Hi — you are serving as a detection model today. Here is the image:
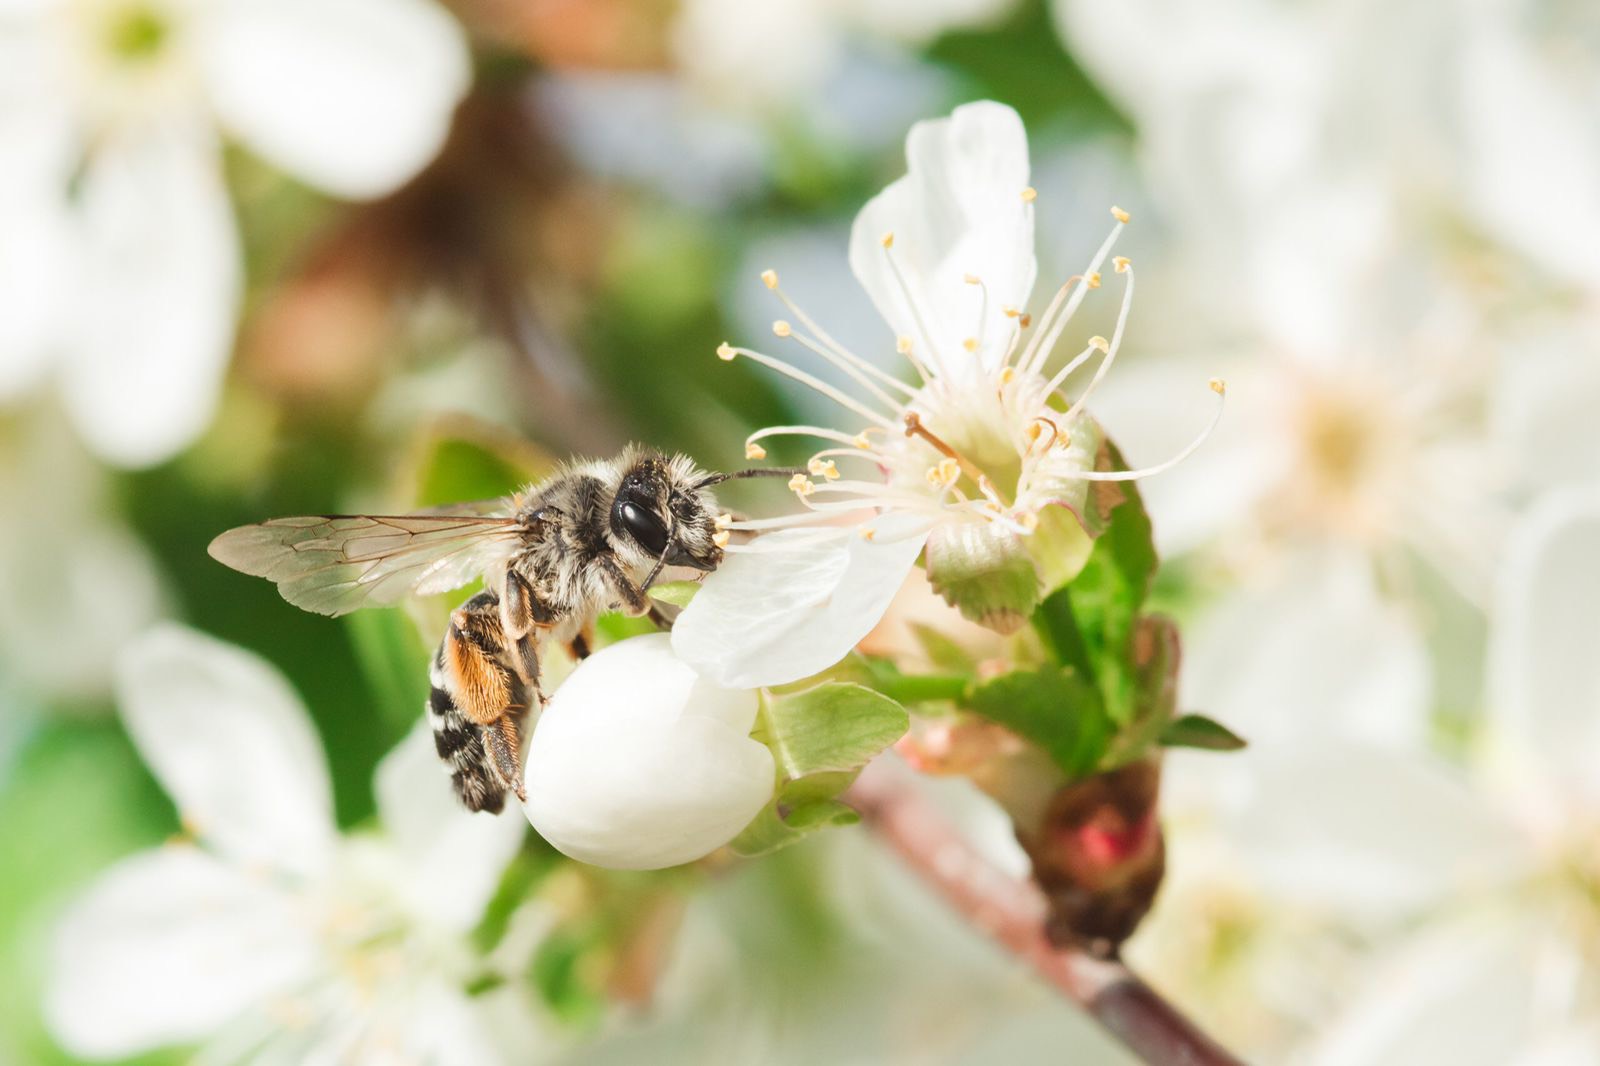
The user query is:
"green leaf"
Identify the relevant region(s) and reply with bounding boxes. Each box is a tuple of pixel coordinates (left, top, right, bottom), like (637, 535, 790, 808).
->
(1032, 585, 1098, 684)
(965, 665, 1112, 778)
(408, 417, 553, 509)
(924, 521, 1040, 634)
(343, 607, 432, 741)
(909, 623, 977, 674)
(731, 685, 908, 858)
(1162, 714, 1248, 752)
(755, 683, 909, 779)
(646, 580, 700, 608)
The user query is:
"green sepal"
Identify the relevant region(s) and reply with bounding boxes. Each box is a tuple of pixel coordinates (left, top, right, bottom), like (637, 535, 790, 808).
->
(1055, 439, 1158, 722)
(731, 684, 908, 857)
(1161, 714, 1248, 752)
(964, 665, 1112, 779)
(1103, 615, 1182, 767)
(924, 522, 1041, 634)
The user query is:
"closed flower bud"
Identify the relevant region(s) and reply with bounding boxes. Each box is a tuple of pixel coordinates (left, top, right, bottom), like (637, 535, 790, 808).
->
(521, 635, 775, 870)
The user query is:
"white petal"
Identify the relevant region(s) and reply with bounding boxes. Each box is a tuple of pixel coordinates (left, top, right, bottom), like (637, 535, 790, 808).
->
(1309, 916, 1552, 1066)
(1182, 551, 1432, 748)
(1460, 22, 1600, 289)
(201, 0, 470, 199)
(388, 980, 509, 1066)
(116, 624, 336, 878)
(59, 123, 241, 468)
(0, 33, 75, 397)
(45, 845, 320, 1059)
(1491, 324, 1600, 493)
(373, 722, 524, 932)
(1488, 489, 1600, 809)
(673, 519, 929, 689)
(522, 634, 774, 870)
(1221, 739, 1523, 916)
(848, 100, 1036, 376)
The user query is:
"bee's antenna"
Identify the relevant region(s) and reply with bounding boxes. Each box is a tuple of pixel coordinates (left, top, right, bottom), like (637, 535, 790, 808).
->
(694, 467, 808, 490)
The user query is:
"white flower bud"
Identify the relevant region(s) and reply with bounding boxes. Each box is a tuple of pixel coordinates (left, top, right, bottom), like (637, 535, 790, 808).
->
(521, 634, 774, 870)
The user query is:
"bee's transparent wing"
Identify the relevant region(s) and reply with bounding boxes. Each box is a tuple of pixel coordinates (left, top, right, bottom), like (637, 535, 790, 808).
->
(208, 510, 523, 617)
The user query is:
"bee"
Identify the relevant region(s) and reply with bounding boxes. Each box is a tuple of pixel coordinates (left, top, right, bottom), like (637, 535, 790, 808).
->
(209, 447, 792, 815)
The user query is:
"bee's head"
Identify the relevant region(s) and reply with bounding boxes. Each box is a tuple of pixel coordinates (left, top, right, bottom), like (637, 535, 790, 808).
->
(610, 450, 724, 573)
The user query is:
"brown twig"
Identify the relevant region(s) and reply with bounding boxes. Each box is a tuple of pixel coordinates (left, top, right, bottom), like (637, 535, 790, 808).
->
(846, 760, 1247, 1066)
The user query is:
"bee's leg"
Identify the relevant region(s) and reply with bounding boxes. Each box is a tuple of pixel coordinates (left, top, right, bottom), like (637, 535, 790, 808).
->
(599, 555, 650, 616)
(444, 593, 534, 805)
(499, 570, 545, 690)
(645, 603, 676, 632)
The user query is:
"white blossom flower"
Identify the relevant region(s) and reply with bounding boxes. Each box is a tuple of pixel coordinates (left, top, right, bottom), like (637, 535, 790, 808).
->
(521, 634, 775, 871)
(673, 100, 1223, 689)
(47, 624, 523, 1063)
(672, 0, 1014, 112)
(0, 0, 470, 467)
(1300, 489, 1600, 1065)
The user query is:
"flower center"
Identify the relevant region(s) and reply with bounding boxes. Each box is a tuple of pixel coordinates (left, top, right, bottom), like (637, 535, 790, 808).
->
(103, 3, 170, 63)
(712, 202, 1226, 547)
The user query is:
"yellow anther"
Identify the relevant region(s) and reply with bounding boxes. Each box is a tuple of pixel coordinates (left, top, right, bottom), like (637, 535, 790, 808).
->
(1002, 304, 1021, 318)
(1209, 377, 1227, 396)
(1016, 510, 1040, 533)
(896, 335, 914, 354)
(1088, 335, 1109, 352)
(1111, 205, 1131, 223)
(788, 474, 815, 496)
(1020, 313, 1032, 328)
(1021, 186, 1038, 203)
(744, 441, 767, 460)
(713, 530, 731, 549)
(964, 273, 981, 285)
(1113, 256, 1131, 273)
(1086, 272, 1102, 289)
(963, 337, 979, 353)
(808, 458, 840, 480)
(760, 269, 778, 289)
(881, 231, 895, 249)
(716, 342, 737, 361)
(859, 526, 877, 541)
(1000, 366, 1016, 384)
(852, 431, 873, 449)
(926, 458, 961, 488)
(715, 513, 734, 529)
(1024, 417, 1060, 453)
(772, 320, 793, 338)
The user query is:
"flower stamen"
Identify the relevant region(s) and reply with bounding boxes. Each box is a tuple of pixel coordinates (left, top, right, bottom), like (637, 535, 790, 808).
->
(716, 345, 896, 429)
(761, 270, 922, 396)
(1075, 379, 1227, 482)
(903, 412, 988, 487)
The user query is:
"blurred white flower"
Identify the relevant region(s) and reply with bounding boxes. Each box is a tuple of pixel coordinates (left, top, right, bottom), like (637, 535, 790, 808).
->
(0, 421, 166, 701)
(521, 634, 775, 871)
(0, 0, 470, 467)
(673, 0, 1013, 112)
(1303, 489, 1600, 1065)
(1054, 0, 1508, 603)
(674, 101, 1224, 688)
(47, 624, 524, 1063)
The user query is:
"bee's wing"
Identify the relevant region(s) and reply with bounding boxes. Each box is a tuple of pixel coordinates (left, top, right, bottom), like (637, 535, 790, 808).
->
(208, 510, 524, 617)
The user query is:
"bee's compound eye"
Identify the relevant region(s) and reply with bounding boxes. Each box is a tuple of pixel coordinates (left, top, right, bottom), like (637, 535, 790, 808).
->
(619, 501, 669, 556)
